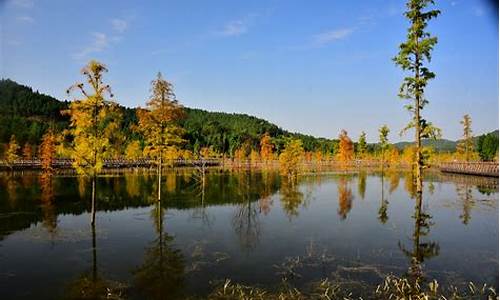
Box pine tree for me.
[456,114,474,161]
[379,125,390,165]
[357,131,367,158]
[259,133,274,163]
[39,130,57,172]
[394,0,441,193]
[136,72,185,201]
[279,138,304,180]
[65,60,123,225]
[337,129,354,167]
[22,142,33,160]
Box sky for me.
[1,0,498,142]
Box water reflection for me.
[133,201,185,299]
[280,178,304,220]
[399,184,440,286]
[378,172,389,224]
[39,173,57,235]
[357,171,366,200]
[337,176,353,220]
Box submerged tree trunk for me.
[91,221,97,283]
[158,155,162,202]
[91,175,96,226]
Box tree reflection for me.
[399,185,440,286]
[357,171,367,200]
[64,225,124,299]
[280,177,304,220]
[232,172,261,252]
[337,176,353,220]
[456,183,473,225]
[258,171,275,215]
[39,172,57,235]
[133,200,185,299]
[378,171,389,224]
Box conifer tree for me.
[39,130,57,172]
[379,125,390,165]
[394,0,441,193]
[65,60,123,225]
[136,72,185,201]
[279,138,304,180]
[259,133,274,163]
[457,114,474,161]
[337,130,354,167]
[357,131,367,158]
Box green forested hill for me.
[0,79,337,155]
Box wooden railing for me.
[0,158,222,170]
[439,162,499,177]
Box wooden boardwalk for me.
[0,158,222,171]
[439,162,499,177]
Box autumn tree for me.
[125,140,143,160]
[5,135,20,168]
[456,114,474,161]
[337,130,354,167]
[394,0,441,194]
[357,131,367,158]
[279,138,304,180]
[136,72,185,201]
[39,130,57,172]
[379,125,390,165]
[259,132,274,163]
[65,60,123,226]
[22,142,33,160]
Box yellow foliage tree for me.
[337,130,354,167]
[22,143,33,160]
[65,60,123,225]
[279,138,304,180]
[39,131,57,172]
[125,141,143,160]
[136,72,185,201]
[259,133,274,163]
[5,135,20,166]
[250,149,260,165]
[234,147,247,162]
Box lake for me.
[0,169,498,299]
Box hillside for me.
[0,79,337,154]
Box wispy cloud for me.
[218,20,248,37]
[11,0,34,8]
[72,32,109,60]
[111,18,128,33]
[473,7,484,17]
[312,28,355,47]
[16,15,34,23]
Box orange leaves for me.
[39,131,57,172]
[337,129,354,165]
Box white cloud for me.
[218,20,248,37]
[11,0,34,8]
[473,7,484,17]
[73,32,109,60]
[313,28,354,46]
[111,18,128,33]
[16,15,34,23]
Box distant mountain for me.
[0,79,337,154]
[393,130,499,152]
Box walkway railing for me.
[439,161,499,177]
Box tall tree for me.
[379,125,390,165]
[22,142,33,160]
[456,114,474,161]
[357,131,367,158]
[5,135,20,168]
[65,60,122,226]
[394,0,441,193]
[279,138,304,180]
[259,132,274,163]
[39,130,57,172]
[337,129,354,167]
[136,72,185,201]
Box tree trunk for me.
[157,156,162,202]
[91,175,96,226]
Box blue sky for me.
[1,0,498,142]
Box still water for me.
[0,169,498,299]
